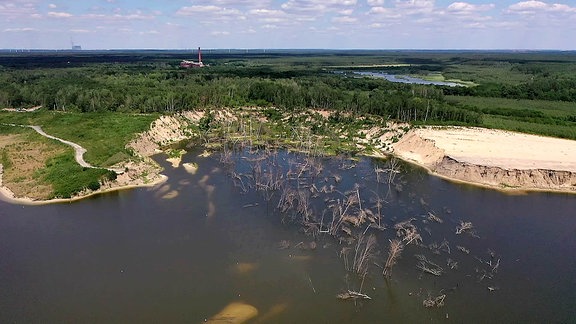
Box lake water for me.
[1,147,575,323]
[356,71,463,87]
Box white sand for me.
[408,127,576,172]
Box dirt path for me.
[29,126,92,168]
[1,105,43,112]
[27,125,123,174]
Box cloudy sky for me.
[1,0,574,50]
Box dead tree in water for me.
[456,221,473,235]
[394,219,422,245]
[337,290,372,301]
[423,294,446,308]
[383,239,404,278]
[415,254,443,276]
[352,234,377,277]
[386,157,401,184]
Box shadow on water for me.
[0,147,575,323]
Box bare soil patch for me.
[0,133,67,200]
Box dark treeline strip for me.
[0,66,482,125]
[444,77,576,102]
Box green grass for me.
[443,63,533,85]
[1,148,12,169]
[447,96,576,139]
[36,151,115,199]
[447,96,576,118]
[481,115,576,140]
[0,111,157,166]
[415,72,478,87]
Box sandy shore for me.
[0,173,168,206]
[393,127,576,193]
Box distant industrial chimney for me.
[71,39,82,50]
[180,47,206,68]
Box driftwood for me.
[456,245,470,254]
[337,290,372,300]
[446,258,458,270]
[415,254,444,276]
[394,219,422,245]
[423,294,446,308]
[456,221,473,235]
[427,212,443,223]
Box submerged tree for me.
[383,239,404,278]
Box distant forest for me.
[2,50,576,129]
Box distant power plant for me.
[71,39,81,50]
[180,47,205,68]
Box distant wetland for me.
[355,71,465,87]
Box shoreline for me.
[0,174,168,206]
[392,154,576,195]
[3,115,576,205]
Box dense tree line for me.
[444,77,576,102]
[0,65,481,124]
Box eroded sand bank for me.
[393,127,576,193]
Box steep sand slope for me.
[393,127,576,193]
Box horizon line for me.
[1,48,575,52]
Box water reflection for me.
[356,71,463,87]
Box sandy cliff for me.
[393,127,576,193]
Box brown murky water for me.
[1,148,575,323]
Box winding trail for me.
[30,126,93,168]
[2,124,123,174]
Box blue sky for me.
[1,0,574,50]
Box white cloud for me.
[367,0,385,6]
[3,27,37,32]
[394,0,435,13]
[211,31,231,36]
[0,2,38,19]
[140,30,159,35]
[447,2,494,13]
[47,11,73,18]
[175,5,243,22]
[192,0,270,7]
[176,5,222,15]
[0,0,573,49]
[508,0,547,12]
[281,0,357,12]
[507,0,576,14]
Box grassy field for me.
[413,72,478,86]
[447,96,576,117]
[0,110,157,166]
[447,96,576,139]
[1,111,156,199]
[481,115,576,139]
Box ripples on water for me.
[0,147,575,323]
